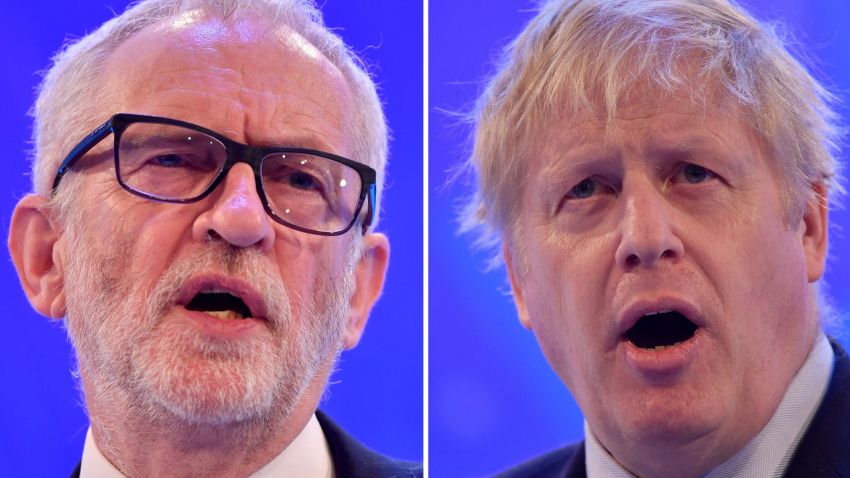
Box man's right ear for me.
[9,194,66,319]
[503,244,532,330]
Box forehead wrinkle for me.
[143,88,216,112]
[552,105,740,151]
[242,97,346,151]
[644,133,731,163]
[142,62,243,95]
[258,69,351,126]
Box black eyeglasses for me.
[51,113,376,236]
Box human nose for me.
[614,178,684,270]
[192,163,275,250]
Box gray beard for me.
[62,216,355,456]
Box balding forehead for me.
[96,13,356,150]
[104,13,350,96]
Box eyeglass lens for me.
[116,122,364,234]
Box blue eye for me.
[153,154,184,167]
[682,164,715,183]
[289,171,318,190]
[568,178,598,199]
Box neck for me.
[604,432,746,478]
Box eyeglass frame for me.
[51,113,376,236]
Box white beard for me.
[62,217,355,434]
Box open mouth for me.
[624,311,698,350]
[185,291,254,320]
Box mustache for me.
[144,243,292,329]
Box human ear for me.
[503,244,532,330]
[343,232,390,349]
[8,194,67,318]
[801,182,828,283]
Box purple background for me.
[0,1,422,475]
[429,1,850,476]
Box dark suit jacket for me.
[316,410,422,478]
[494,339,850,478]
[70,410,422,478]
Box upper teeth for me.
[644,309,674,317]
[202,288,233,294]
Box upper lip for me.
[616,296,704,339]
[177,274,269,320]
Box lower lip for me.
[622,329,702,379]
[174,306,265,338]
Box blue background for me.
[0,1,422,475]
[430,1,850,477]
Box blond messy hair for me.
[32,0,388,228]
[463,0,844,257]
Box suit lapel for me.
[783,338,850,477]
[562,442,588,478]
[316,410,421,478]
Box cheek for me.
[734,228,808,335]
[696,204,810,367]
[117,210,193,295]
[271,232,351,316]
[80,183,187,266]
[522,232,612,390]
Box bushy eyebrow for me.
[536,131,751,183]
[119,133,215,150]
[537,141,621,181]
[644,133,753,177]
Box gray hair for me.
[33,0,388,228]
[463,0,844,257]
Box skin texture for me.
[504,89,828,478]
[9,12,389,478]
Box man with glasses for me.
[8,1,420,476]
[463,0,847,477]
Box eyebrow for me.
[644,133,753,174]
[242,129,341,153]
[537,142,620,182]
[535,131,753,186]
[121,132,217,147]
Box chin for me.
[611,389,724,446]
[626,415,715,446]
[142,361,280,425]
[131,326,296,426]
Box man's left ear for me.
[344,232,389,349]
[801,182,829,283]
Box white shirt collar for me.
[80,413,335,478]
[586,333,835,478]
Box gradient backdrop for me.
[430,1,850,477]
[0,1,422,476]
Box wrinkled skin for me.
[9,12,389,477]
[505,90,827,478]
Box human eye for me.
[287,170,322,191]
[141,151,217,172]
[149,153,186,168]
[675,163,718,184]
[565,177,613,200]
[264,161,328,194]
